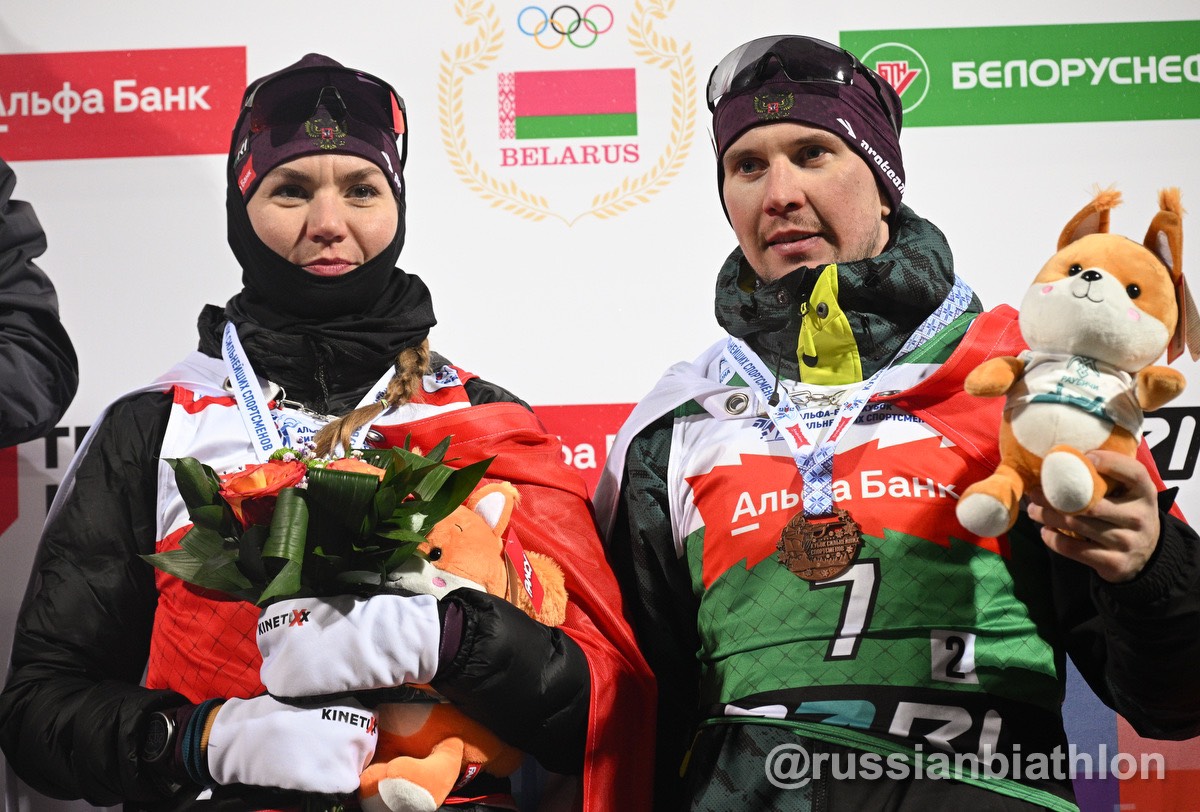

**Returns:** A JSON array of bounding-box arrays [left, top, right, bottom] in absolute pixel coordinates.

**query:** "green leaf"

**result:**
[[167, 455, 233, 533], [307, 468, 381, 532], [141, 548, 206, 582], [167, 457, 221, 508], [257, 559, 303, 605], [412, 465, 453, 502], [373, 453, 400, 489], [358, 448, 392, 469], [310, 547, 346, 564], [376, 509, 428, 533], [193, 552, 255, 593], [423, 435, 453, 464], [140, 548, 252, 594], [237, 524, 267, 584], [370, 487, 399, 529], [178, 525, 233, 561], [262, 488, 309, 566], [187, 503, 228, 531], [381, 541, 420, 570], [390, 446, 442, 477], [371, 527, 426, 544], [420, 457, 493, 528]]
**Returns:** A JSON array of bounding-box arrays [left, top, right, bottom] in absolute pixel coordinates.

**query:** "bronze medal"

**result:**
[[777, 508, 863, 582]]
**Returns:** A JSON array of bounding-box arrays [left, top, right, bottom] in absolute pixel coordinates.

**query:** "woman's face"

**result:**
[[246, 153, 398, 276]]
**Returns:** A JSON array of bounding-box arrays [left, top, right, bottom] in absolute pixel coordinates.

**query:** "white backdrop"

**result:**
[[2, 1, 1198, 810]]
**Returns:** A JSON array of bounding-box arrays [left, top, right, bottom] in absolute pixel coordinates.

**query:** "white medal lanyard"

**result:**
[[221, 322, 395, 461], [720, 276, 975, 517]]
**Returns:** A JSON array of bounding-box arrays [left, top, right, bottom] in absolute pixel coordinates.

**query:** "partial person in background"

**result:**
[[0, 156, 77, 446], [0, 54, 653, 812], [597, 33, 1200, 811]]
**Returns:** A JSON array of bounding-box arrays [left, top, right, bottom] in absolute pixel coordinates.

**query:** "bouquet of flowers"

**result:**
[[143, 437, 492, 604]]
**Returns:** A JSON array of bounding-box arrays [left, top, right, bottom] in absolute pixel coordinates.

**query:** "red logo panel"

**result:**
[[0, 47, 245, 160], [533, 403, 634, 496]]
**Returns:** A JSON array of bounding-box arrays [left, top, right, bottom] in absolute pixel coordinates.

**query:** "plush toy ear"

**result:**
[[1146, 187, 1184, 279], [1058, 186, 1122, 249], [1180, 285, 1200, 363], [467, 482, 520, 536], [1147, 188, 1199, 363]]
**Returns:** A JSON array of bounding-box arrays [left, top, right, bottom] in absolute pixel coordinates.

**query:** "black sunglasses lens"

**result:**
[[709, 36, 857, 107], [248, 69, 403, 136], [785, 38, 855, 82], [248, 84, 314, 132], [707, 36, 901, 136], [748, 40, 853, 89]]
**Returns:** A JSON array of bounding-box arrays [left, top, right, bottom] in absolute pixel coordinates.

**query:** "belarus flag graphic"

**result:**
[[498, 69, 637, 139]]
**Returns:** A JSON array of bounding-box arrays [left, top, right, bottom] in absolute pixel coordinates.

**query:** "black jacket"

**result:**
[[0, 157, 78, 446], [0, 334, 589, 810]]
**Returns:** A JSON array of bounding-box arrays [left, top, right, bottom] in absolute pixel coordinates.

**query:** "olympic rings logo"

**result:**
[[517, 4, 614, 49]]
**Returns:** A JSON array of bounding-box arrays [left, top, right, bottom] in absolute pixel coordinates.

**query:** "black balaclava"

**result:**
[[204, 53, 436, 413], [225, 53, 411, 327]]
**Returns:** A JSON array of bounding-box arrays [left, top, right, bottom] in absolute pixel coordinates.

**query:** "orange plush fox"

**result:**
[[956, 188, 1195, 538], [358, 482, 568, 812]]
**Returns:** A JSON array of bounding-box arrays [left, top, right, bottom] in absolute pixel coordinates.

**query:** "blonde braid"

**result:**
[[312, 340, 431, 456]]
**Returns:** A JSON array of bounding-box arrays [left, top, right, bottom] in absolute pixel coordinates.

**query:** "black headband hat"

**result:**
[[230, 52, 405, 201], [710, 35, 905, 226]]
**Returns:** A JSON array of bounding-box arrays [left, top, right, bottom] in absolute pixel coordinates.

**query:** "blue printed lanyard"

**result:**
[[721, 276, 975, 517], [221, 322, 392, 460], [222, 322, 284, 461]]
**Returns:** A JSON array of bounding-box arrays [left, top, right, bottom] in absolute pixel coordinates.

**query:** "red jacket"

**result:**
[[377, 401, 656, 811]]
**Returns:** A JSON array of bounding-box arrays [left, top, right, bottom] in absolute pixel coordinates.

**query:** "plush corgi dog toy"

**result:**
[[358, 482, 568, 812], [956, 188, 1196, 539]]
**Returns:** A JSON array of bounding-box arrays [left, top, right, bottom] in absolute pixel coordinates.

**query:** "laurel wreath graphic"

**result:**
[[439, 0, 696, 225]]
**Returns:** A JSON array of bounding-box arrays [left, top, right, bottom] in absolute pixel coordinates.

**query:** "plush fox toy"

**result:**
[[358, 482, 569, 812], [956, 188, 1197, 538]]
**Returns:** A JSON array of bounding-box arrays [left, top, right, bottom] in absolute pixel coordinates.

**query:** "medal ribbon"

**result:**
[[222, 321, 394, 459], [222, 322, 284, 461], [720, 276, 975, 517]]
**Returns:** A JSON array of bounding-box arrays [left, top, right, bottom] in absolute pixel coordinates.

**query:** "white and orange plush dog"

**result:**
[[956, 188, 1196, 538], [358, 482, 568, 812]]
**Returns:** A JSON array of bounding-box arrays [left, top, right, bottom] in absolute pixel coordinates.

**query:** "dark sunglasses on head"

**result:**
[[243, 65, 408, 142], [706, 34, 901, 137]]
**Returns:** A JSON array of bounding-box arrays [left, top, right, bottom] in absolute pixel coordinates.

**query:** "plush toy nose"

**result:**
[[1081, 270, 1103, 282]]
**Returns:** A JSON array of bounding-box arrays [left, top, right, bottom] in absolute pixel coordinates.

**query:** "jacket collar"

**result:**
[[714, 204, 978, 382]]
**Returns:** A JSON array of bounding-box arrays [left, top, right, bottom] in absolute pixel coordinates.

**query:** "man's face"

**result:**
[[721, 121, 890, 282]]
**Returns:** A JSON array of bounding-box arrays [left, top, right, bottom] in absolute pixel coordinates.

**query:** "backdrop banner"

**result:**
[[2, 2, 1198, 811]]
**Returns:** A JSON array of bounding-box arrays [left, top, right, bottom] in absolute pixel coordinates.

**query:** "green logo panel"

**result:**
[[841, 21, 1200, 126]]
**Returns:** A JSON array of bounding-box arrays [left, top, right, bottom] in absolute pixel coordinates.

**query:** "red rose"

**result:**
[[219, 459, 307, 527]]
